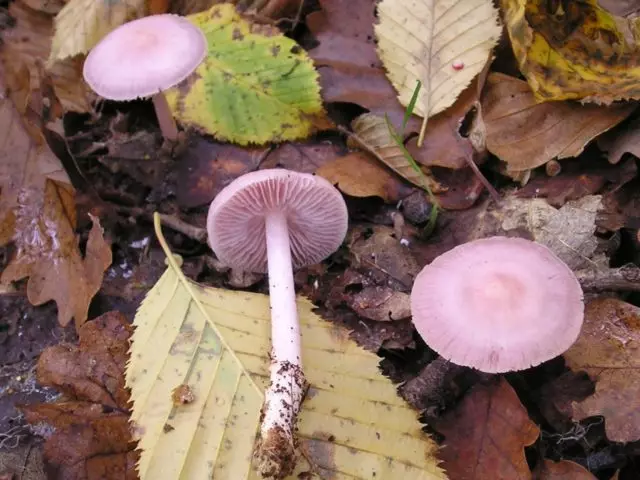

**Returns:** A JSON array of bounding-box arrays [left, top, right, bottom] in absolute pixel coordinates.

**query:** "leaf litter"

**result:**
[[4, 0, 640, 479]]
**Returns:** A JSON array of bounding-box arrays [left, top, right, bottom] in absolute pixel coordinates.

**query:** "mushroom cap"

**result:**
[[207, 169, 348, 272], [83, 14, 206, 101], [410, 236, 584, 373]]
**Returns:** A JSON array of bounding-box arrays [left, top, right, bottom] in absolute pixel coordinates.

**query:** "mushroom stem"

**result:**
[[256, 210, 308, 478], [151, 93, 179, 141]]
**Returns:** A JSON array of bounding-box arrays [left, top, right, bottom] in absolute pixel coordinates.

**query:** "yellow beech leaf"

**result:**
[[501, 0, 640, 103], [48, 0, 146, 65], [166, 4, 327, 146], [126, 214, 447, 479], [374, 0, 501, 143]]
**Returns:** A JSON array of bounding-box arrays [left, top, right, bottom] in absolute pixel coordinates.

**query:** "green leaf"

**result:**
[[403, 80, 421, 131], [126, 214, 447, 479], [165, 4, 327, 145]]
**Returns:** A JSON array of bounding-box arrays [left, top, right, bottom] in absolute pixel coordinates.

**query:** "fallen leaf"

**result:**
[[598, 0, 640, 17], [435, 378, 540, 480], [483, 73, 635, 171], [533, 371, 595, 429], [316, 152, 413, 203], [349, 113, 446, 193], [501, 0, 640, 103], [534, 459, 597, 479], [597, 176, 640, 231], [0, 1, 93, 112], [166, 4, 327, 145], [260, 140, 344, 173], [564, 298, 640, 443], [20, 311, 137, 480], [375, 0, 501, 142], [175, 137, 268, 208], [172, 0, 301, 19], [127, 231, 446, 479], [347, 286, 411, 321], [598, 116, 640, 164], [0, 444, 46, 480], [48, 0, 146, 65]]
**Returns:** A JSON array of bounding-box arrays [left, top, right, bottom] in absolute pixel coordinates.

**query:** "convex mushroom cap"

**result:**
[[410, 236, 584, 373], [83, 14, 206, 100], [207, 169, 349, 272]]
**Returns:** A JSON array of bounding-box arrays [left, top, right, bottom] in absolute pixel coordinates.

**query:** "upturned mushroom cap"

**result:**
[[410, 236, 584, 373], [83, 14, 206, 101], [207, 169, 348, 272]]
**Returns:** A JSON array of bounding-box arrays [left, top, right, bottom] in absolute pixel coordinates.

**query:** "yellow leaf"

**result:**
[[48, 0, 146, 65], [374, 0, 501, 143], [166, 4, 327, 146], [127, 214, 447, 479], [500, 0, 640, 103]]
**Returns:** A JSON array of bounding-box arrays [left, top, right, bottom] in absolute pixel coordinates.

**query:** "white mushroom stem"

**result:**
[[255, 210, 308, 478], [151, 93, 179, 141]]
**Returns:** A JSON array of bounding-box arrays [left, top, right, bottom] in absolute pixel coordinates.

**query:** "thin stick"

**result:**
[[576, 265, 640, 292], [157, 213, 207, 243]]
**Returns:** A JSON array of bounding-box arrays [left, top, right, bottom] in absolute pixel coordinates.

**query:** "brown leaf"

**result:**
[[0, 445, 46, 480], [261, 140, 344, 173], [534, 459, 597, 479], [347, 286, 411, 322], [591, 0, 640, 18], [175, 137, 268, 208], [316, 152, 412, 203], [483, 73, 634, 171], [435, 378, 540, 480], [598, 116, 640, 164], [0, 1, 93, 113], [20, 311, 137, 480], [171, 0, 300, 19], [564, 298, 640, 443]]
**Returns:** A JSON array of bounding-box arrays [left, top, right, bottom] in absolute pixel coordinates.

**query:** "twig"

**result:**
[[576, 265, 640, 292], [157, 214, 208, 243]]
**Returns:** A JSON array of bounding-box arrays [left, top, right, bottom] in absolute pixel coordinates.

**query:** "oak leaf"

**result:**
[[0, 70, 111, 327], [20, 311, 137, 480], [482, 73, 635, 172], [564, 298, 640, 442], [500, 0, 640, 103], [375, 0, 501, 142], [434, 377, 540, 479]]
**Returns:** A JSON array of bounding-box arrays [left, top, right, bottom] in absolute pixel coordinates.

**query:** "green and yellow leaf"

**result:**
[[126, 215, 446, 479], [166, 4, 327, 146], [48, 0, 146, 65], [374, 0, 501, 143], [501, 0, 640, 103]]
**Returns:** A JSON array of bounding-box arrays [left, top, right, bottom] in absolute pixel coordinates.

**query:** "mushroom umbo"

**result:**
[[83, 14, 206, 141], [410, 236, 584, 373], [207, 169, 348, 478]]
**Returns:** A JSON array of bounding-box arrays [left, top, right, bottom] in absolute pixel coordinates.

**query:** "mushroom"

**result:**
[[410, 236, 584, 373], [82, 14, 206, 142], [207, 169, 348, 477]]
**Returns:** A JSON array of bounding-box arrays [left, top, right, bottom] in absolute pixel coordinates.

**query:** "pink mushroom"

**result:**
[[207, 169, 348, 477], [410, 236, 584, 373], [83, 14, 206, 141]]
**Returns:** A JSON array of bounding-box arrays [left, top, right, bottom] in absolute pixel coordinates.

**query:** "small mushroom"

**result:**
[[207, 169, 348, 477], [82, 14, 206, 141], [410, 236, 584, 373]]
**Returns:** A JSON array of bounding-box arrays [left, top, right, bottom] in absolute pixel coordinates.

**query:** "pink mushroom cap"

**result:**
[[410, 236, 584, 373], [83, 14, 206, 101], [207, 169, 349, 272]]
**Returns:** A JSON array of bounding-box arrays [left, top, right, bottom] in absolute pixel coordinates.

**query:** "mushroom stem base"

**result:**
[[255, 361, 308, 479]]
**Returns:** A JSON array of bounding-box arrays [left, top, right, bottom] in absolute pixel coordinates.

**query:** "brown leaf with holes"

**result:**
[[20, 311, 137, 480], [316, 152, 412, 203], [434, 378, 540, 480], [0, 68, 111, 327], [483, 73, 634, 172], [534, 459, 597, 479], [0, 1, 93, 112], [564, 298, 640, 443]]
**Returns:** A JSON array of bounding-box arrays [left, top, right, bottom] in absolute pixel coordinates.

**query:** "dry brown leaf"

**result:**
[[483, 72, 634, 171], [171, 0, 300, 19], [598, 117, 640, 164], [260, 141, 344, 173], [598, 0, 640, 17], [347, 286, 411, 322], [534, 459, 597, 480], [564, 298, 640, 443], [435, 377, 540, 480], [20, 311, 137, 480], [0, 1, 93, 113], [0, 71, 111, 327], [316, 152, 412, 203]]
